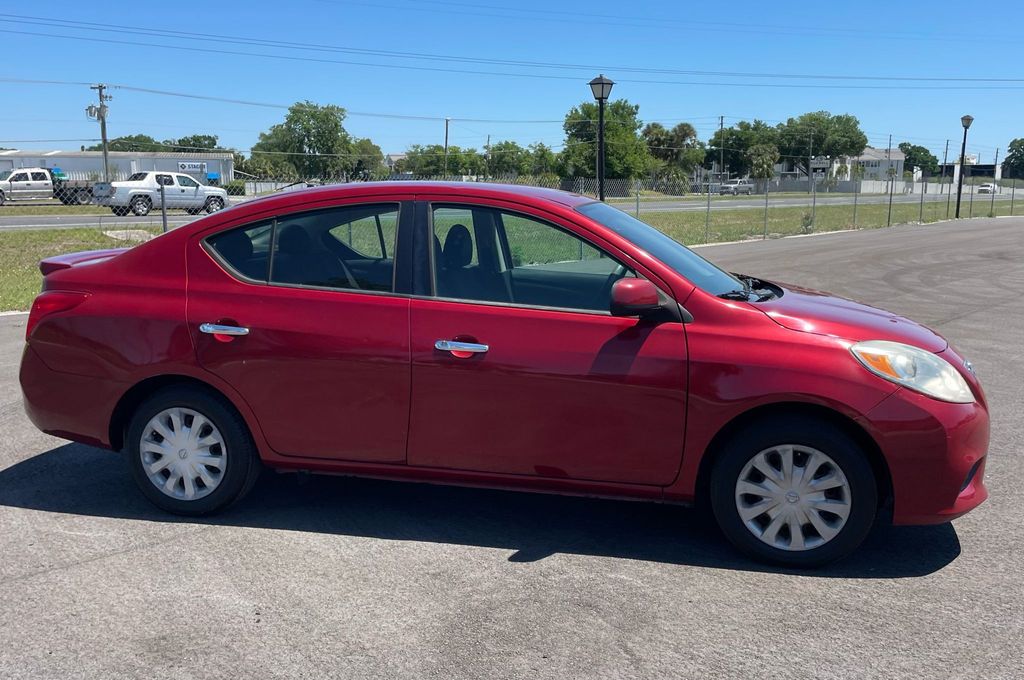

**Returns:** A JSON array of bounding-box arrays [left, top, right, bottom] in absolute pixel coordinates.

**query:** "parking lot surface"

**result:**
[[1, 217, 1021, 679]]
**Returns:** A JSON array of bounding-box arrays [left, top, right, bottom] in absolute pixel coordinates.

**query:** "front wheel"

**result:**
[[126, 386, 261, 516], [205, 197, 224, 214], [709, 416, 877, 567]]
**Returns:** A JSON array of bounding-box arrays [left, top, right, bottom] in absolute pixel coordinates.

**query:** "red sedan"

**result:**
[[19, 183, 989, 567]]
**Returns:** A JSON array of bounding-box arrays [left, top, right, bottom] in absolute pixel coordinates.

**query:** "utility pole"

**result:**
[[886, 134, 894, 227], [718, 115, 725, 183], [485, 134, 490, 178], [942, 139, 951, 219], [807, 133, 813, 194], [88, 84, 112, 182], [443, 117, 450, 177], [990, 148, 999, 216]]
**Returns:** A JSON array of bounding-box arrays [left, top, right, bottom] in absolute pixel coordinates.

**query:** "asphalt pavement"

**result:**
[[0, 217, 1021, 679]]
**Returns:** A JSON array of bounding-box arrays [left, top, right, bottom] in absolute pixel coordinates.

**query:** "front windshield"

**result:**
[[577, 202, 743, 296], [0, 171, 10, 181]]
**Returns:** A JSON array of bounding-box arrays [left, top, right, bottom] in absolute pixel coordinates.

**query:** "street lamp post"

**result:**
[[955, 114, 974, 218], [589, 74, 614, 201]]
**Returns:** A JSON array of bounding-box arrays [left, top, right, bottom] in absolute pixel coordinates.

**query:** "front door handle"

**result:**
[[435, 339, 488, 355], [199, 323, 249, 336]]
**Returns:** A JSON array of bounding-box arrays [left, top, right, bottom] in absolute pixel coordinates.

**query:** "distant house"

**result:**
[[833, 147, 906, 180], [384, 153, 407, 171]]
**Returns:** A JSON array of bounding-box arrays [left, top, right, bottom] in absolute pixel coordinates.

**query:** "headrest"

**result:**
[[442, 224, 473, 269]]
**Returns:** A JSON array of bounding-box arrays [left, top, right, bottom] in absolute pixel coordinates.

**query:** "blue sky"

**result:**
[[1, 1, 1021, 163]]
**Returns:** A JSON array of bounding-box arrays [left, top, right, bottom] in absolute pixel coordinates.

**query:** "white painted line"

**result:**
[[0, 310, 29, 316]]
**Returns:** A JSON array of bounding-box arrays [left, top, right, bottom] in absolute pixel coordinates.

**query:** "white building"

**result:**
[[832, 146, 906, 181], [0, 150, 235, 183]]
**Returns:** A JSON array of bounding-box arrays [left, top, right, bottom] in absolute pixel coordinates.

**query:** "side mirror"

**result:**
[[610, 278, 662, 317]]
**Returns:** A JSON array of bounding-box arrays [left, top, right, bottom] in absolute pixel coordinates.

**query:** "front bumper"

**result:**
[[862, 386, 989, 525]]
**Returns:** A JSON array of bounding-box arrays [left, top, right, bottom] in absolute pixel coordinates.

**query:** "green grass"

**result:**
[[0, 228, 136, 311], [3, 199, 1020, 311]]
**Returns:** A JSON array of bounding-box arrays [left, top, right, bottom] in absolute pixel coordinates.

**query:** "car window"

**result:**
[[31, 172, 48, 181], [156, 174, 175, 186], [328, 208, 398, 260], [431, 204, 632, 311], [127, 172, 148, 181], [577, 201, 743, 297], [177, 175, 199, 188], [11, 172, 29, 182], [206, 221, 273, 282], [271, 204, 400, 292], [0, 171, 10, 181]]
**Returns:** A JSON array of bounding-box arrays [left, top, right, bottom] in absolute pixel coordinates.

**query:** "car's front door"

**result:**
[[8, 171, 32, 200], [407, 199, 688, 486], [186, 198, 415, 463], [175, 174, 202, 209]]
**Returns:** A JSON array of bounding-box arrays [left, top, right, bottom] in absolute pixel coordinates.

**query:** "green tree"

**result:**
[[251, 101, 354, 179], [775, 112, 868, 178], [167, 134, 221, 152], [350, 138, 385, 179], [487, 140, 529, 176], [402, 144, 485, 176], [88, 134, 163, 152], [898, 142, 939, 176], [706, 120, 777, 177], [643, 122, 705, 177], [526, 143, 558, 175], [1003, 138, 1024, 179], [560, 99, 653, 179]]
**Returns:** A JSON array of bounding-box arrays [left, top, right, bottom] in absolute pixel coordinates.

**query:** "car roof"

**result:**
[[234, 181, 596, 212]]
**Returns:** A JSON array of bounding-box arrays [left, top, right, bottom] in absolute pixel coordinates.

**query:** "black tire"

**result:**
[[126, 386, 262, 516], [709, 415, 877, 568], [205, 197, 224, 214], [0, 191, 5, 207], [130, 195, 151, 216], [74, 189, 91, 205]]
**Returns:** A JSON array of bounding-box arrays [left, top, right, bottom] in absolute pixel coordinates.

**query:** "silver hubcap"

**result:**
[[140, 407, 227, 501], [735, 445, 852, 551]]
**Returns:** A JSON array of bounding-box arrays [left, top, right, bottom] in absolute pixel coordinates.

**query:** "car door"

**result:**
[[186, 198, 415, 463], [30, 171, 53, 199], [175, 174, 203, 209], [8, 171, 31, 200], [407, 198, 688, 486], [154, 174, 177, 208]]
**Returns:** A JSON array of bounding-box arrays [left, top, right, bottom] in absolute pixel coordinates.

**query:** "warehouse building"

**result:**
[[0, 150, 235, 184]]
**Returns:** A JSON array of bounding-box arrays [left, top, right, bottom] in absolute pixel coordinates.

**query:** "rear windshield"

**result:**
[[576, 202, 742, 296], [127, 172, 148, 181]]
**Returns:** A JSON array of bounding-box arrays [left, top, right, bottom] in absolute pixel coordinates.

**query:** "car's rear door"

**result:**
[[186, 196, 415, 463], [406, 197, 688, 486], [29, 171, 53, 199]]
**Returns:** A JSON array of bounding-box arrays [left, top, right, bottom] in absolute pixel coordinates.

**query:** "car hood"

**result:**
[[753, 282, 948, 352]]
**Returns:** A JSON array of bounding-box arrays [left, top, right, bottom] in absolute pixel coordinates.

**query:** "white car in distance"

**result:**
[[93, 171, 228, 217]]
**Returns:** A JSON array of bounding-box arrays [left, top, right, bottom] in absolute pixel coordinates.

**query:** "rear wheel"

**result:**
[[130, 196, 151, 216], [0, 191, 5, 207], [126, 386, 261, 516], [73, 189, 91, 205], [709, 416, 877, 567]]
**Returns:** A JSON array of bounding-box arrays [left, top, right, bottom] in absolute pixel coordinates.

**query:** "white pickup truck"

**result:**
[[93, 171, 228, 216], [0, 167, 96, 206]]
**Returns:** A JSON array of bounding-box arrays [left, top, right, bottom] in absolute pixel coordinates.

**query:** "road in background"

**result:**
[[1, 218, 1021, 679]]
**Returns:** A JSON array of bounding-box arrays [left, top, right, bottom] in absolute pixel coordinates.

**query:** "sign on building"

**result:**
[[178, 161, 208, 173], [810, 157, 830, 170]]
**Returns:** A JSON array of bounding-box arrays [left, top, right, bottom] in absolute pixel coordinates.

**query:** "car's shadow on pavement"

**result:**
[[1, 443, 961, 578]]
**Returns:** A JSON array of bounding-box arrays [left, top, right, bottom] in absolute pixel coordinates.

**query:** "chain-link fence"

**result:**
[[1, 169, 1020, 311]]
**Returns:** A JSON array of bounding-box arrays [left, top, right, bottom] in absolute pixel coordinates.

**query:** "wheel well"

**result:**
[[693, 402, 893, 510], [109, 374, 233, 451]]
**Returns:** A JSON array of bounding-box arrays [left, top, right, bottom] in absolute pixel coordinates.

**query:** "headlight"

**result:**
[[850, 340, 974, 403]]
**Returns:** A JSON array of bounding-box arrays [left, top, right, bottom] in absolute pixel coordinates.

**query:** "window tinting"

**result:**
[[156, 174, 174, 186], [127, 172, 148, 181], [10, 172, 29, 182], [207, 221, 273, 281], [31, 172, 49, 181]]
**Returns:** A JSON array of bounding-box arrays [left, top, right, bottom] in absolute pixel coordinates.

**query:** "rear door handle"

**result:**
[[435, 339, 488, 354], [199, 323, 249, 336]]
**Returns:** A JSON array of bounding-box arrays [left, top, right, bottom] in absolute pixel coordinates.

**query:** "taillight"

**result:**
[[26, 291, 89, 341]]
